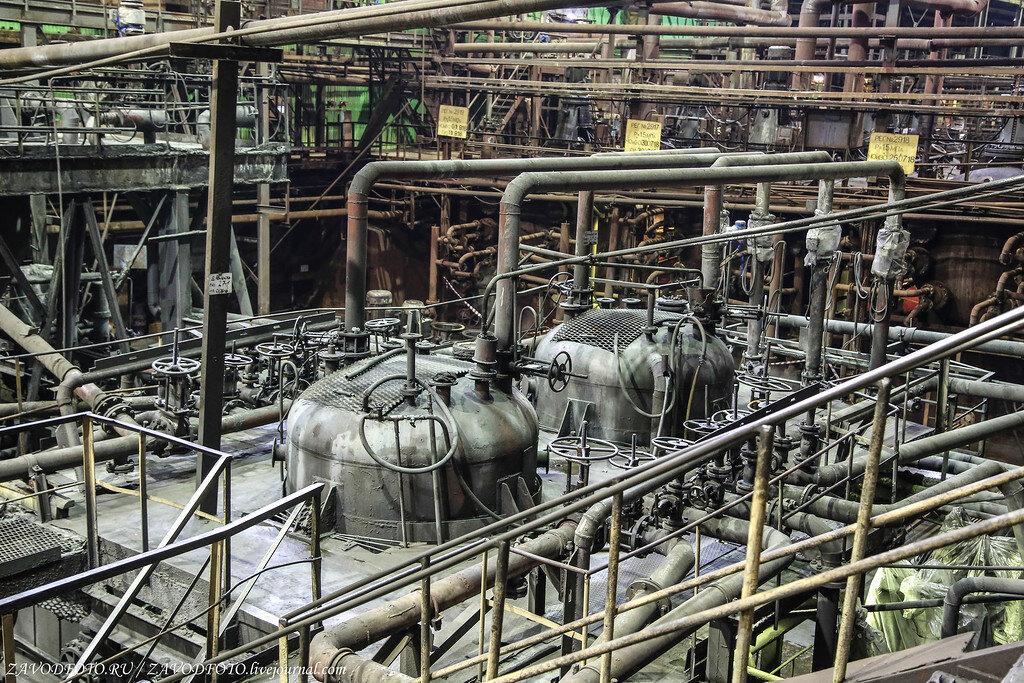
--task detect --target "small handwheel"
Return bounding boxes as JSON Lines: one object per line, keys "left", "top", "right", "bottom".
{"left": 547, "top": 351, "right": 573, "bottom": 393}
{"left": 650, "top": 436, "right": 693, "bottom": 456}
{"left": 152, "top": 356, "right": 201, "bottom": 376}
{"left": 224, "top": 352, "right": 253, "bottom": 367}
{"left": 365, "top": 317, "right": 402, "bottom": 333}
{"left": 255, "top": 341, "right": 295, "bottom": 359}
{"left": 609, "top": 446, "right": 656, "bottom": 470}
{"left": 549, "top": 434, "right": 619, "bottom": 463}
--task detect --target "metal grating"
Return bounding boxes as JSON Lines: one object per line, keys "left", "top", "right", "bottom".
{"left": 550, "top": 309, "right": 679, "bottom": 353}
{"left": 300, "top": 354, "right": 474, "bottom": 414}
{"left": 0, "top": 516, "right": 64, "bottom": 579}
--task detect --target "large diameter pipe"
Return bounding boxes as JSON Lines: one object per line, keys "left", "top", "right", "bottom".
{"left": 343, "top": 149, "right": 725, "bottom": 334}
{"left": 650, "top": 1, "right": 789, "bottom": 25}
{"left": 941, "top": 577, "right": 1024, "bottom": 639}
{"left": 0, "top": 0, "right": 610, "bottom": 72}
{"left": 0, "top": 303, "right": 79, "bottom": 381}
{"left": 561, "top": 515, "right": 793, "bottom": 683}
{"left": 309, "top": 522, "right": 577, "bottom": 679}
{"left": 495, "top": 160, "right": 905, "bottom": 353}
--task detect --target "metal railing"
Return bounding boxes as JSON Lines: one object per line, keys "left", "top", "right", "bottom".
{"left": 141, "top": 299, "right": 1024, "bottom": 683}
{"left": 0, "top": 411, "right": 323, "bottom": 683}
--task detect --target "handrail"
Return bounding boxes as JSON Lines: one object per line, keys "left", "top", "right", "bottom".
{"left": 149, "top": 300, "right": 1024, "bottom": 683}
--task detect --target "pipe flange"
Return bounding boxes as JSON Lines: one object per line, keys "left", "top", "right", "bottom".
{"left": 626, "top": 577, "right": 671, "bottom": 616}
{"left": 93, "top": 394, "right": 132, "bottom": 421}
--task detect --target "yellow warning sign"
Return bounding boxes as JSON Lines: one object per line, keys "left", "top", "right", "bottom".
{"left": 867, "top": 132, "right": 919, "bottom": 175}
{"left": 437, "top": 105, "right": 469, "bottom": 139}
{"left": 624, "top": 119, "right": 662, "bottom": 152}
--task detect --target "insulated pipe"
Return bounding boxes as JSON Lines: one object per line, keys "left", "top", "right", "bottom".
{"left": 0, "top": 0, "right": 612, "bottom": 72}
{"left": 941, "top": 577, "right": 1024, "bottom": 639}
{"left": 948, "top": 378, "right": 1024, "bottom": 403}
{"left": 0, "top": 303, "right": 79, "bottom": 382}
{"left": 774, "top": 314, "right": 1024, "bottom": 358}
{"left": 802, "top": 179, "right": 836, "bottom": 390}
{"left": 650, "top": 1, "right": 790, "bottom": 25}
{"left": 0, "top": 401, "right": 290, "bottom": 483}
{"left": 343, "top": 148, "right": 724, "bottom": 336}
{"left": 495, "top": 160, "right": 905, "bottom": 355}
{"left": 308, "top": 522, "right": 577, "bottom": 679}
{"left": 560, "top": 515, "right": 793, "bottom": 683}
{"left": 591, "top": 539, "right": 697, "bottom": 644}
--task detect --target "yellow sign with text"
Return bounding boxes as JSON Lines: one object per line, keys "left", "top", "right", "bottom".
{"left": 867, "top": 132, "right": 919, "bottom": 175}
{"left": 624, "top": 119, "right": 662, "bottom": 152}
{"left": 437, "top": 105, "right": 469, "bottom": 139}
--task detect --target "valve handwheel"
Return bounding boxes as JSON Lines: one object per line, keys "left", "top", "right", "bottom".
{"left": 549, "top": 434, "right": 619, "bottom": 463}
{"left": 547, "top": 351, "right": 573, "bottom": 393}
{"left": 255, "top": 341, "right": 295, "bottom": 359}
{"left": 152, "top": 356, "right": 201, "bottom": 377}
{"left": 365, "top": 317, "right": 402, "bottom": 333}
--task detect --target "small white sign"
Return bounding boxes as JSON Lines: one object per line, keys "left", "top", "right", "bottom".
{"left": 208, "top": 272, "right": 232, "bottom": 295}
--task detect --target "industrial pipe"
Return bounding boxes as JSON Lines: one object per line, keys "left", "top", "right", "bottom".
{"left": 494, "top": 160, "right": 905, "bottom": 355}
{"left": 343, "top": 148, "right": 727, "bottom": 345}
{"left": 774, "top": 314, "right": 1024, "bottom": 358}
{"left": 308, "top": 522, "right": 577, "bottom": 680}
{"left": 650, "top": 1, "right": 789, "bottom": 26}
{"left": 941, "top": 577, "right": 1024, "bottom": 639}
{"left": 560, "top": 514, "right": 793, "bottom": 683}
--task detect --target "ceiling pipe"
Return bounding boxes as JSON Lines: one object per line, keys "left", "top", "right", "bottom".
{"left": 342, "top": 148, "right": 732, "bottom": 360}
{"left": 0, "top": 0, "right": 610, "bottom": 72}
{"left": 493, "top": 161, "right": 906, "bottom": 363}
{"left": 451, "top": 18, "right": 1022, "bottom": 37}
{"left": 650, "top": 0, "right": 790, "bottom": 25}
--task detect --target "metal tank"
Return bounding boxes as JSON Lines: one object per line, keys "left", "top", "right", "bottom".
{"left": 530, "top": 305, "right": 735, "bottom": 445}
{"left": 285, "top": 348, "right": 539, "bottom": 543}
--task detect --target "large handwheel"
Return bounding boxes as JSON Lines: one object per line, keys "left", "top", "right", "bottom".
{"left": 152, "top": 356, "right": 201, "bottom": 377}
{"left": 255, "top": 341, "right": 295, "bottom": 359}
{"left": 549, "top": 434, "right": 619, "bottom": 464}
{"left": 650, "top": 436, "right": 693, "bottom": 456}
{"left": 547, "top": 351, "right": 573, "bottom": 393}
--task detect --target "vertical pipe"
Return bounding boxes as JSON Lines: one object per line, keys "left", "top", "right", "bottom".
{"left": 702, "top": 185, "right": 724, "bottom": 291}
{"left": 732, "top": 425, "right": 775, "bottom": 683}
{"left": 428, "top": 225, "right": 440, "bottom": 305}
{"left": 571, "top": 190, "right": 596, "bottom": 315}
{"left": 486, "top": 540, "right": 511, "bottom": 680}
{"left": 833, "top": 379, "right": 891, "bottom": 682}
{"left": 936, "top": 358, "right": 951, "bottom": 480}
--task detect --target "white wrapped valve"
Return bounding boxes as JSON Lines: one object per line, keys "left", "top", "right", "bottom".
{"left": 747, "top": 212, "right": 776, "bottom": 263}
{"left": 871, "top": 223, "right": 910, "bottom": 281}
{"left": 804, "top": 217, "right": 841, "bottom": 267}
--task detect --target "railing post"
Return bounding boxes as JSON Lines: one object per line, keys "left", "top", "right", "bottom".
{"left": 207, "top": 540, "right": 224, "bottom": 665}
{"left": 139, "top": 433, "right": 149, "bottom": 553}
{"left": 2, "top": 612, "right": 15, "bottom": 683}
{"left": 485, "top": 540, "right": 511, "bottom": 680}
{"left": 477, "top": 548, "right": 489, "bottom": 682}
{"left": 420, "top": 558, "right": 431, "bottom": 683}
{"left": 223, "top": 458, "right": 232, "bottom": 598}
{"left": 732, "top": 424, "right": 775, "bottom": 683}
{"left": 278, "top": 618, "right": 290, "bottom": 683}
{"left": 82, "top": 415, "right": 99, "bottom": 568}
{"left": 833, "top": 378, "right": 891, "bottom": 682}
{"left": 599, "top": 492, "right": 623, "bottom": 683}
